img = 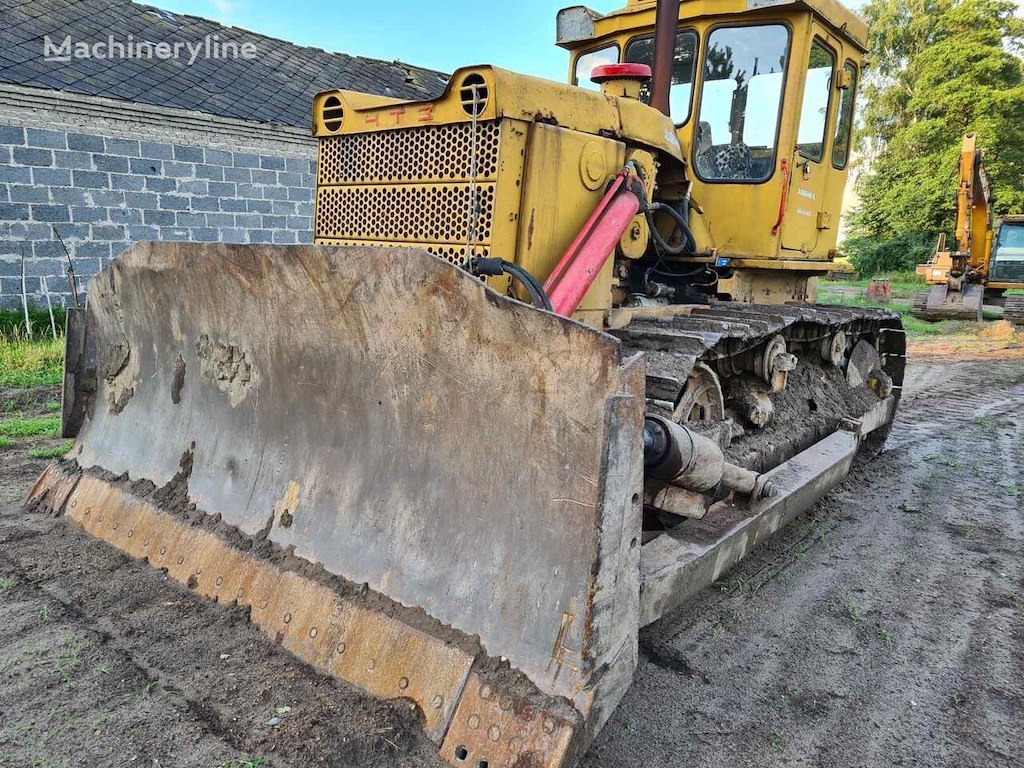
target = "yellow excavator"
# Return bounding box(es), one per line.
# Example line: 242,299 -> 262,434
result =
913,132 -> 1024,323
28,1 -> 906,766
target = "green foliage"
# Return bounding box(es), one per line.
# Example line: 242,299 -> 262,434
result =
0,333 -> 64,388
28,441 -> 74,459
0,415 -> 61,439
843,231 -> 937,276
0,307 -> 67,338
850,0 -> 1024,239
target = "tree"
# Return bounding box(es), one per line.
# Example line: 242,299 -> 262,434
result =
846,0 -> 1024,271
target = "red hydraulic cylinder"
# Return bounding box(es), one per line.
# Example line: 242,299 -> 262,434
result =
544,170 -> 641,317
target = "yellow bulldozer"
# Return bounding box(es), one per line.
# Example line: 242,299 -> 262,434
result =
27,1 -> 906,766
913,132 -> 1024,323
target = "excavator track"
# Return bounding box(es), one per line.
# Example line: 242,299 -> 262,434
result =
1005,295 -> 1024,327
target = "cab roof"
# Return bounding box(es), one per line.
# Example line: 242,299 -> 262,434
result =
559,0 -> 869,53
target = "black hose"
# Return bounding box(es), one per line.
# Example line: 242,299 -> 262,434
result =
646,202 -> 695,256
469,257 -> 553,312
502,261 -> 553,312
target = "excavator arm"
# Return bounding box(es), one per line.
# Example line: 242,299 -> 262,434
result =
913,133 -> 995,321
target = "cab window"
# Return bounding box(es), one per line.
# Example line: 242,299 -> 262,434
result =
693,24 -> 790,183
573,45 -> 620,90
832,61 -> 857,169
624,30 -> 699,125
796,39 -> 836,162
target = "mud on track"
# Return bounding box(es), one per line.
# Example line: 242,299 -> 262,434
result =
1,360 -> 1022,767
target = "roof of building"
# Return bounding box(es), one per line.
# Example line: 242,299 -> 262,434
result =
0,0 -> 450,129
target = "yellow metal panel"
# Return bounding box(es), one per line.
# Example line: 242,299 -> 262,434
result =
573,0 -> 868,53
514,122 -> 626,325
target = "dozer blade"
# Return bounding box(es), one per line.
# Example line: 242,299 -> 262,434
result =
26,242 -> 904,767
912,282 -> 984,321
29,242 -> 647,768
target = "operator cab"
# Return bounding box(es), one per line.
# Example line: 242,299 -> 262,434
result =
990,217 -> 1024,282
558,0 -> 867,300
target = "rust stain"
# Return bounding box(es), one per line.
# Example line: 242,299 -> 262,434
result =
274,480 -> 301,528
441,673 -> 575,768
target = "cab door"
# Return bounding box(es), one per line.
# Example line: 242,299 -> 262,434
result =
780,34 -> 838,255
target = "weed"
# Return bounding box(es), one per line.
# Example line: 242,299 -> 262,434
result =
842,596 -> 862,625
769,730 -> 784,749
975,415 -> 996,434
0,332 -> 64,388
44,401 -> 61,411
716,575 -> 749,594
0,436 -> 11,448
142,680 -> 157,695
922,453 -> 961,468
36,635 -> 84,686
1006,482 -> 1021,499
0,415 -> 61,439
27,441 -> 74,459
876,626 -> 895,651
0,576 -> 18,590
961,520 -> 976,541
41,603 -> 51,622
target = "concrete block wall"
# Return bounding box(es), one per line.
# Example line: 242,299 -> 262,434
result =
0,83 -> 317,308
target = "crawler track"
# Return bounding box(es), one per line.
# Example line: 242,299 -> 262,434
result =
1005,295 -> 1024,327
612,302 -> 906,480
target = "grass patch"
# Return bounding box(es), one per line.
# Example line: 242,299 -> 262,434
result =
974,415 -> 996,434
876,625 -> 895,651
28,441 -> 73,459
0,436 -> 12,448
842,596 -> 862,625
823,272 -> 923,292
0,307 -> 67,337
0,331 -> 64,388
0,415 -> 61,438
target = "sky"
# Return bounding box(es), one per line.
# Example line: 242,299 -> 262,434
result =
149,0 -> 1022,83
149,0 -> 624,82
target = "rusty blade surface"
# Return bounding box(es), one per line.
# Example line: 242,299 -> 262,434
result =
68,242 -> 645,714
441,673 -> 575,768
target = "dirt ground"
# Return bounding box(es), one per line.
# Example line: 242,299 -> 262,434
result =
1,357 -> 1023,768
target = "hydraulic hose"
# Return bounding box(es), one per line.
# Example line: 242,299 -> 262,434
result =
646,201 -> 696,256
469,257 -> 553,312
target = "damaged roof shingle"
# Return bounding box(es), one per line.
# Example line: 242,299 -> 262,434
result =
0,0 -> 450,129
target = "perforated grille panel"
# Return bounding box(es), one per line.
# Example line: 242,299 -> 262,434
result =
318,122 -> 500,185
316,121 -> 502,266
317,184 -> 495,243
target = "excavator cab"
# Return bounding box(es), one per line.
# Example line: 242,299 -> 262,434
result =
559,0 -> 867,302
990,217 -> 1024,283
